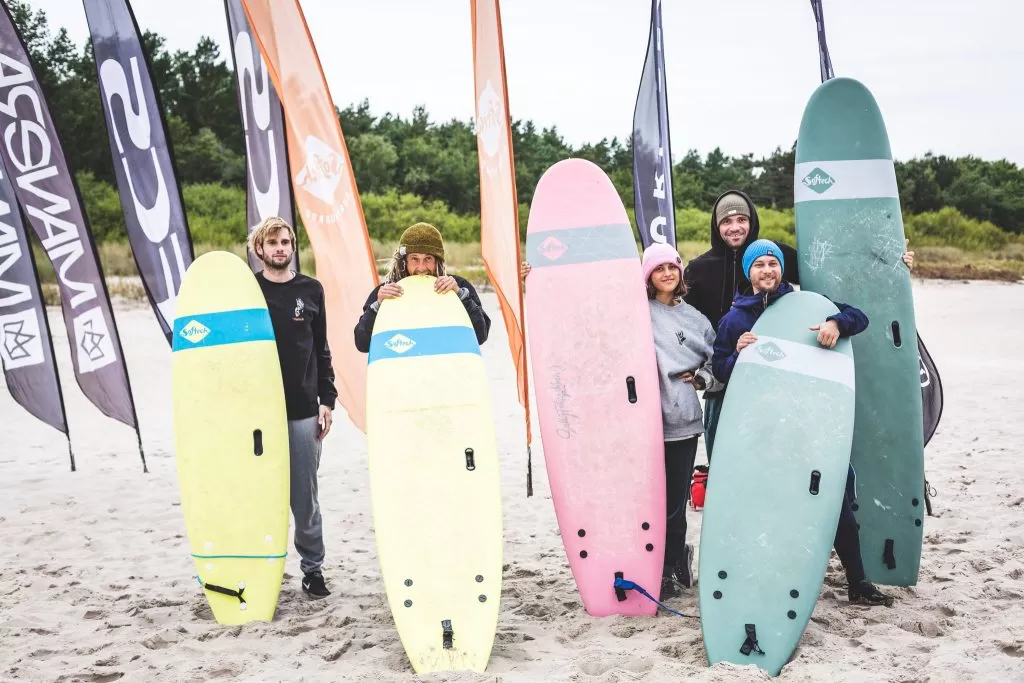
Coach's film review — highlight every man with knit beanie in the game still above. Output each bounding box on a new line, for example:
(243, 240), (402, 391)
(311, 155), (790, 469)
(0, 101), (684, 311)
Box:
(710, 239), (894, 607)
(353, 222), (491, 352)
(684, 190), (914, 460)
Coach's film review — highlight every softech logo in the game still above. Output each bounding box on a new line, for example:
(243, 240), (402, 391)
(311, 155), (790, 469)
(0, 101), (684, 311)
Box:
(538, 236), (567, 261)
(295, 135), (345, 204)
(802, 167), (836, 194)
(756, 341), (786, 362)
(179, 319), (211, 344)
(384, 333), (415, 354)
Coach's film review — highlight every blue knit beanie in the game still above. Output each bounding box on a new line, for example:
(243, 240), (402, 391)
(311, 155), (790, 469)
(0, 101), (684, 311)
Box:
(742, 239), (785, 280)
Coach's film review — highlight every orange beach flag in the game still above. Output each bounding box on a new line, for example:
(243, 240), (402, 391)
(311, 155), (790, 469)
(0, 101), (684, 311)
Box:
(241, 0), (379, 432)
(472, 1), (532, 457)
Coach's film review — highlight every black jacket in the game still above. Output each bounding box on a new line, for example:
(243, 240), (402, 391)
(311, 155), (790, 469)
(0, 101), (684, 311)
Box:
(256, 272), (337, 420)
(353, 274), (491, 353)
(682, 190), (799, 331)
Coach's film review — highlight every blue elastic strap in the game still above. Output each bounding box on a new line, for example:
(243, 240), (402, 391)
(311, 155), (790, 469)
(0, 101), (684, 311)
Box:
(613, 577), (698, 619)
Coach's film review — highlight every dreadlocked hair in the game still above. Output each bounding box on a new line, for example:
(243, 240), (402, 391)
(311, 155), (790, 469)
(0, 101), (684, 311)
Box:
(383, 249), (447, 284)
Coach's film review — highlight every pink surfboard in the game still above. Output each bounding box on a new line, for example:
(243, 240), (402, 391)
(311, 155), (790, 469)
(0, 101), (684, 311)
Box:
(525, 159), (665, 616)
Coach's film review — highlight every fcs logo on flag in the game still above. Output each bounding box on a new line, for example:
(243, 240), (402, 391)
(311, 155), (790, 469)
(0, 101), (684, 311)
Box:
(384, 333), (416, 354)
(802, 168), (836, 194)
(476, 80), (504, 159)
(179, 319), (211, 344)
(295, 135), (345, 204)
(756, 341), (786, 362)
(0, 309), (43, 369)
(72, 308), (117, 372)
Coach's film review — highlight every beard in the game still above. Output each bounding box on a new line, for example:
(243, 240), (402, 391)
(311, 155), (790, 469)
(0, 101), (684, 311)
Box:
(260, 252), (291, 272)
(754, 273), (781, 293)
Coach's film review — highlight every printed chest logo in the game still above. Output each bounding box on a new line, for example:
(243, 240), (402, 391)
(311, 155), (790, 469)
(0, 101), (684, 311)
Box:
(293, 297), (305, 320)
(675, 331), (686, 345)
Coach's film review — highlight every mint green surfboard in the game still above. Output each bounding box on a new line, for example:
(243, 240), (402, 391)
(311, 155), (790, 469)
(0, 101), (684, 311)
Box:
(699, 291), (855, 677)
(794, 77), (925, 586)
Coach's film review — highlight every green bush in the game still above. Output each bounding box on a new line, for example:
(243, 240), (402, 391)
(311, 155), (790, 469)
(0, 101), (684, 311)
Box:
(62, 177), (1020, 257)
(181, 183), (247, 247)
(360, 189), (480, 242)
(758, 207), (795, 247)
(904, 207), (1010, 251)
(674, 207), (710, 242)
(76, 171), (126, 242)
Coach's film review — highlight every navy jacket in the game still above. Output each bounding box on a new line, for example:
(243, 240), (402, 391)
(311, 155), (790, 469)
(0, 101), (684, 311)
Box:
(711, 282), (869, 384)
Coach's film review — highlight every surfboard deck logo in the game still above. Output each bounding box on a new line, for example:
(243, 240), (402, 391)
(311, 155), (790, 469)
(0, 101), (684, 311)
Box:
(801, 167), (836, 194)
(384, 333), (416, 354)
(179, 319), (211, 344)
(538, 236), (567, 260)
(757, 341), (787, 362)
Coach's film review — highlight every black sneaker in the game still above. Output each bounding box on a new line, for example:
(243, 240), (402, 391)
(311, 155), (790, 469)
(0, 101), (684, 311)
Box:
(660, 576), (680, 600)
(848, 580), (893, 607)
(302, 570), (330, 598)
(674, 543), (695, 588)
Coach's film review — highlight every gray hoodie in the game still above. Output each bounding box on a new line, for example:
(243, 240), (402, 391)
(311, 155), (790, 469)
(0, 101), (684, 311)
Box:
(647, 297), (721, 440)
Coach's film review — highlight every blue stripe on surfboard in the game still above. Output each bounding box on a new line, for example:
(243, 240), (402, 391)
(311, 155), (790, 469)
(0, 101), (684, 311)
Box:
(526, 223), (638, 267)
(171, 308), (274, 352)
(368, 325), (480, 364)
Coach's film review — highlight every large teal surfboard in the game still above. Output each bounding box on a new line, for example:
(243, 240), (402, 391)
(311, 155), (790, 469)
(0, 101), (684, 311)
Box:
(699, 291), (855, 677)
(794, 77), (925, 586)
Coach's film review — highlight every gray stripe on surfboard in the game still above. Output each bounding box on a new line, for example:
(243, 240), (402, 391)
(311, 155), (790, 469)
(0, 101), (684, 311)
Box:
(794, 159), (898, 204)
(736, 335), (854, 389)
(526, 223), (638, 267)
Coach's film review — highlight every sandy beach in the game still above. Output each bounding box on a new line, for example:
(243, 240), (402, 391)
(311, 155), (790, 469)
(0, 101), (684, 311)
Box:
(2, 278), (1023, 682)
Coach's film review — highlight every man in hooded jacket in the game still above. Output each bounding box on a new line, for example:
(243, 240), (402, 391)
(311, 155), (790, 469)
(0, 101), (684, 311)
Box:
(685, 190), (913, 459)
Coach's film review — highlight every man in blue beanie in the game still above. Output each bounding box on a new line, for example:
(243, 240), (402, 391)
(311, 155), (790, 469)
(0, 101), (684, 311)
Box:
(684, 190), (915, 461)
(710, 239), (894, 607)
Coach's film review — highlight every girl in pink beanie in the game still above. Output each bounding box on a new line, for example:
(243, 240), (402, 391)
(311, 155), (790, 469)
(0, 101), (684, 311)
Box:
(641, 242), (720, 599)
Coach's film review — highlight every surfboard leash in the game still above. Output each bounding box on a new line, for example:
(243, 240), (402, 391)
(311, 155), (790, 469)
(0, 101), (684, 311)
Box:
(612, 577), (698, 619)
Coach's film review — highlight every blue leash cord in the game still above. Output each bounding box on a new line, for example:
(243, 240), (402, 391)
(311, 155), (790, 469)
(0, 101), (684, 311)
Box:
(613, 577), (699, 619)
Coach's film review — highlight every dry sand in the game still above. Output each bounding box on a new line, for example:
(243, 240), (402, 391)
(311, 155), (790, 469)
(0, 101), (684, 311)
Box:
(2, 279), (1023, 682)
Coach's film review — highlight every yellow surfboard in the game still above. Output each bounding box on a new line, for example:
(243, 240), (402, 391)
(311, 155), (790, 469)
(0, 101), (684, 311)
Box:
(366, 275), (503, 673)
(171, 251), (290, 625)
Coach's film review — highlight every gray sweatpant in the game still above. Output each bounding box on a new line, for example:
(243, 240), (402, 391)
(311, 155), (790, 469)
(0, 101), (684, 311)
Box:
(288, 416), (324, 574)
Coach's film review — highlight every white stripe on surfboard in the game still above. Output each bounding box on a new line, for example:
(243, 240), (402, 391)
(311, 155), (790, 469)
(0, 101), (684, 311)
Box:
(736, 335), (855, 390)
(794, 159), (898, 203)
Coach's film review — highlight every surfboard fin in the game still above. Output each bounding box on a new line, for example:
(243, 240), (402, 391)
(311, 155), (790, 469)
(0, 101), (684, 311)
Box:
(740, 624), (765, 656)
(441, 619), (454, 650)
(883, 539), (897, 569)
(614, 572), (627, 602)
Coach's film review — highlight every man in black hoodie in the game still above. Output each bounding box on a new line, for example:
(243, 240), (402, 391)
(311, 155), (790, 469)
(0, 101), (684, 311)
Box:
(684, 190), (914, 459)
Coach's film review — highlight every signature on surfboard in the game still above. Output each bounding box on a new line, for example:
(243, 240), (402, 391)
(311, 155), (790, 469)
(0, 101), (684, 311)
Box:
(550, 366), (577, 439)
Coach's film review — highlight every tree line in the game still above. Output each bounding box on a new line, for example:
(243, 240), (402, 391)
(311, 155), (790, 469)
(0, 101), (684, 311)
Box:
(12, 1), (1023, 249)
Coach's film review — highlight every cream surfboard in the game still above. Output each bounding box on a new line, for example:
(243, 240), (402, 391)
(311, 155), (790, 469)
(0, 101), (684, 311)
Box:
(172, 251), (290, 624)
(367, 275), (503, 673)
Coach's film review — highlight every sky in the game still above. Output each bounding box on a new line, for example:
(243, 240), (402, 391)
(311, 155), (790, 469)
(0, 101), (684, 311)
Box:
(26, 0), (1023, 165)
